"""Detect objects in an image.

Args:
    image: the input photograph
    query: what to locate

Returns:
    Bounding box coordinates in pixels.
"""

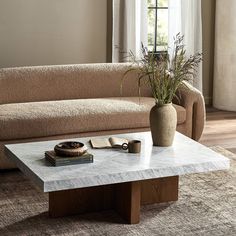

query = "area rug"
[0,147,235,236]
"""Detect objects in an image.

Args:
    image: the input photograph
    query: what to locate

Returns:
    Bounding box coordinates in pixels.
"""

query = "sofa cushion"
[0,97,186,140]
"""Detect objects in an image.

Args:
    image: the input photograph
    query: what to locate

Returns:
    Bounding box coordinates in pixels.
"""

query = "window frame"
[148,0,168,54]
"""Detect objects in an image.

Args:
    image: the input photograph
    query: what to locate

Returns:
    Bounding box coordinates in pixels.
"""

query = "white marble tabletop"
[5,132,230,192]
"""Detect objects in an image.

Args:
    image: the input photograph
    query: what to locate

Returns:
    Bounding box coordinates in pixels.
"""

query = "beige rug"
[0,147,235,236]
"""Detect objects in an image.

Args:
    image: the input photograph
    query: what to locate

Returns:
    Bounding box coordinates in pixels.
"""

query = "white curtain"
[112,0,148,62]
[168,0,203,91]
[213,0,236,111]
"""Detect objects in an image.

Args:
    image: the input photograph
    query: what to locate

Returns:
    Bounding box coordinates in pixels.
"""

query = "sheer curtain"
[213,0,236,111]
[168,0,203,91]
[112,0,148,62]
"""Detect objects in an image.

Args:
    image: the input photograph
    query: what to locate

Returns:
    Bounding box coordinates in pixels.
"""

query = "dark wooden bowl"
[54,141,87,157]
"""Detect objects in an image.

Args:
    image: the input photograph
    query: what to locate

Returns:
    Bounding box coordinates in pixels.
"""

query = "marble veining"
[5,132,230,192]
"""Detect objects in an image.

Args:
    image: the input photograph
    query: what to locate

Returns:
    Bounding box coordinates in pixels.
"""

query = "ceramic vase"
[149,103,177,146]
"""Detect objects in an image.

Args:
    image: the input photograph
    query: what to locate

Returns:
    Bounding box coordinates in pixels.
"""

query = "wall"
[202,0,216,105]
[0,0,107,68]
[0,0,215,104]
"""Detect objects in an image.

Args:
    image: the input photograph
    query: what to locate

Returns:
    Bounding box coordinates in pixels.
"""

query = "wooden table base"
[49,176,179,224]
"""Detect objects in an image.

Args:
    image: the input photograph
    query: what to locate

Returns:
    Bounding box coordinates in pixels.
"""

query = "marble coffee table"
[5,132,230,224]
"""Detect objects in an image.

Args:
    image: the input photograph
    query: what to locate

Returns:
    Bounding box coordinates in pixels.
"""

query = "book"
[90,137,128,149]
[45,151,93,167]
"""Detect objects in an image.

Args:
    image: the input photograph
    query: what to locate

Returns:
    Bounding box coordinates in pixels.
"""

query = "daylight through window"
[147,0,168,52]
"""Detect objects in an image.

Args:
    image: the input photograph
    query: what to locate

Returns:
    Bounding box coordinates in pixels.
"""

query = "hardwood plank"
[200,107,236,154]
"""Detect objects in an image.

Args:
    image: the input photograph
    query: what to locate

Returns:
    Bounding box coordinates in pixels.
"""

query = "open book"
[90,137,128,149]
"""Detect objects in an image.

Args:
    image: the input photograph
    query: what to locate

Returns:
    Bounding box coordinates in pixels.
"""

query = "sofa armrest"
[173,82,205,141]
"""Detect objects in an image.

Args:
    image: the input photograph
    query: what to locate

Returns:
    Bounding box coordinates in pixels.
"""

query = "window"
[148,0,168,53]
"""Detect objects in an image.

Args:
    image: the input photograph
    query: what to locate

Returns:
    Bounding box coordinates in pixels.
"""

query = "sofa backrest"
[0,63,152,104]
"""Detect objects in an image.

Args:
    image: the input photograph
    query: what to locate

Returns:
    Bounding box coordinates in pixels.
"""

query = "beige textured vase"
[149,103,177,147]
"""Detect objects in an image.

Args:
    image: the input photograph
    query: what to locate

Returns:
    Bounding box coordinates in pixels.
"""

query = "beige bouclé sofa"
[0,63,205,169]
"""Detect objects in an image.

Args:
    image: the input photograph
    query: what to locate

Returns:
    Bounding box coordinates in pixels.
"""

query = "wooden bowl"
[54,141,87,157]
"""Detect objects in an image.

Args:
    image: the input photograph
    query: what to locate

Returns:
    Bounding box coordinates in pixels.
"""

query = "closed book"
[45,150,93,167]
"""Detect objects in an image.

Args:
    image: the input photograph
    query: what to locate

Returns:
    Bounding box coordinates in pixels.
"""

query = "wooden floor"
[200,107,236,154]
